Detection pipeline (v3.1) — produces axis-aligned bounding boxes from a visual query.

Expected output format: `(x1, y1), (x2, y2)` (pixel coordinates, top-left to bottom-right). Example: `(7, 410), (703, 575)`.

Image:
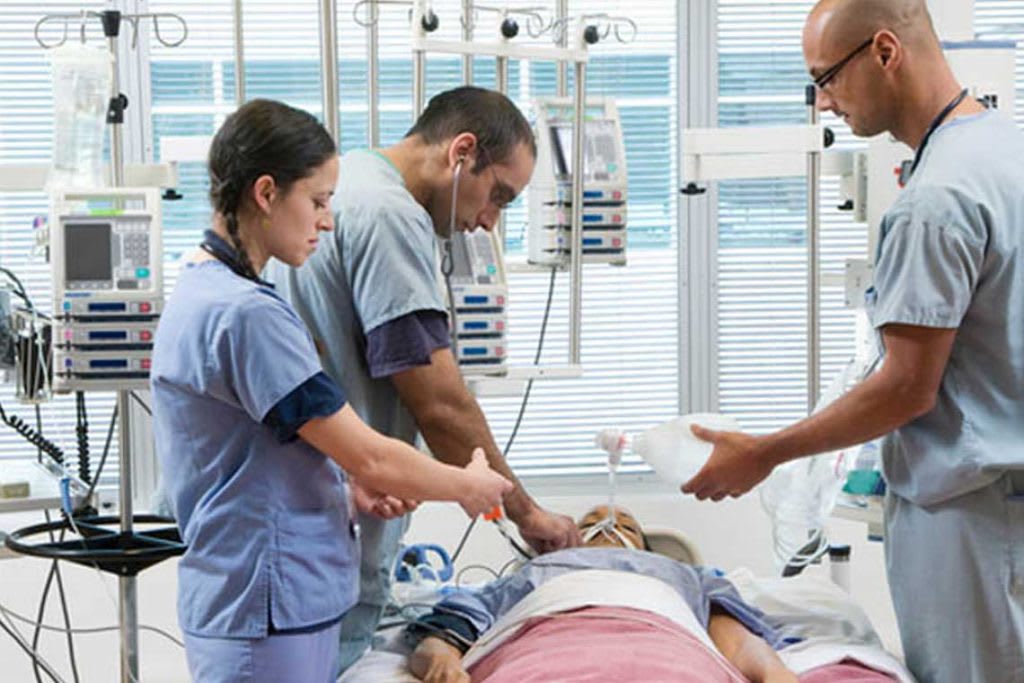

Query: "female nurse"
(150, 99), (511, 683)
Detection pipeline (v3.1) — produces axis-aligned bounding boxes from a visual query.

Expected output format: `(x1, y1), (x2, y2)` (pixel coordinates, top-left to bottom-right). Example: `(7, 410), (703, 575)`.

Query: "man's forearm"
(757, 365), (932, 468)
(392, 348), (540, 521)
(417, 394), (537, 519)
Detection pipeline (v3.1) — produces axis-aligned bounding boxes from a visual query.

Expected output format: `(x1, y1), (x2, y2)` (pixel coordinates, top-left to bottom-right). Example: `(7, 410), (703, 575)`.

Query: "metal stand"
(680, 105), (831, 417)
(806, 86), (822, 412)
(404, 0), (595, 366)
(116, 390), (137, 680)
(10, 11), (189, 683)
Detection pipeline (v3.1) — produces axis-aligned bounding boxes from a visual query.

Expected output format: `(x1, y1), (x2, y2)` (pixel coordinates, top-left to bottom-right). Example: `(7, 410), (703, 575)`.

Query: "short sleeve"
(365, 309), (450, 378)
(343, 203), (447, 335)
(263, 371), (346, 442)
(217, 293), (324, 423)
(870, 187), (986, 330)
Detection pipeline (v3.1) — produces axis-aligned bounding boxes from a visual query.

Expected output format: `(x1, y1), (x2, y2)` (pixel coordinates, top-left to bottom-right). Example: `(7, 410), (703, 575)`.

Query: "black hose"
(75, 393), (90, 485)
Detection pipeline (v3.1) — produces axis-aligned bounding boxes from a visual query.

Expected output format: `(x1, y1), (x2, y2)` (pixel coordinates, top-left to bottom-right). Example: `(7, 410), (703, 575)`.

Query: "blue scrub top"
(151, 259), (359, 638)
(869, 109), (1024, 505)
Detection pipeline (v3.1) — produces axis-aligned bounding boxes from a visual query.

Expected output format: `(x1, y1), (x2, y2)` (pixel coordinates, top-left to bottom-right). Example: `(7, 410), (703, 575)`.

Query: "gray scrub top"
(151, 260), (358, 637)
(868, 109), (1024, 506)
(267, 149), (447, 444)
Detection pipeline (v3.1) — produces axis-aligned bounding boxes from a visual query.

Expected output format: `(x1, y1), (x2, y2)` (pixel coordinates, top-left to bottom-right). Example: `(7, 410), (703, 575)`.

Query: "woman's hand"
(457, 448), (513, 517)
(349, 479), (419, 519)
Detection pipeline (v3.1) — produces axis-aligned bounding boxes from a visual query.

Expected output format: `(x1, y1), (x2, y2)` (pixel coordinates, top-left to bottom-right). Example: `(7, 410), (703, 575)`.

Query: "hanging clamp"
(106, 93), (128, 125)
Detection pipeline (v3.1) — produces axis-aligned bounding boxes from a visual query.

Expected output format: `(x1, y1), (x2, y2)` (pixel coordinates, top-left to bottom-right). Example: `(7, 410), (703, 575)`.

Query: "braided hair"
(207, 99), (336, 279)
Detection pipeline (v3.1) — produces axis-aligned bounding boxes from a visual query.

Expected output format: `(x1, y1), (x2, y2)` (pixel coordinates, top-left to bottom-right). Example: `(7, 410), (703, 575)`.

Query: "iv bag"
(46, 44), (113, 190)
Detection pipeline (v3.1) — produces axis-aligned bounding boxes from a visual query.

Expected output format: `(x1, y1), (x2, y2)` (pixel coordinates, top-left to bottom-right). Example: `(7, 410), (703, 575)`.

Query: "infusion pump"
(441, 228), (508, 375)
(529, 97), (628, 266)
(50, 188), (163, 392)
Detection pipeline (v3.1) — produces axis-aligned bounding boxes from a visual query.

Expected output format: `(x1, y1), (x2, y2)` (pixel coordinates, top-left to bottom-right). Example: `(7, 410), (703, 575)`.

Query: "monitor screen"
(550, 125), (571, 177)
(549, 121), (620, 181)
(65, 222), (112, 283)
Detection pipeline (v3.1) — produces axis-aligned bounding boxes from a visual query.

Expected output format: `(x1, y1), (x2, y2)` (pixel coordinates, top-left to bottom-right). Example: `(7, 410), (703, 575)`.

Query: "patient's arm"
(409, 636), (470, 683)
(708, 609), (798, 683)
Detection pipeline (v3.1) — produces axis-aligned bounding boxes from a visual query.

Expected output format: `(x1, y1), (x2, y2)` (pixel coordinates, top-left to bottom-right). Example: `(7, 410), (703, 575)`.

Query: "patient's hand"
(409, 636), (470, 683)
(708, 611), (798, 683)
(762, 669), (799, 683)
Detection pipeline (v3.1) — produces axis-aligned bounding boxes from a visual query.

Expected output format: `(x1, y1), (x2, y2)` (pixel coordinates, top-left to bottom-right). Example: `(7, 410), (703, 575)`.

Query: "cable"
(76, 404), (117, 516)
(455, 564), (499, 587)
(498, 558), (520, 577)
(39, 511), (80, 683)
(128, 391), (152, 417)
(31, 546), (59, 683)
(441, 240), (460, 361)
(0, 399), (66, 466)
(0, 266), (34, 311)
(501, 266), (558, 458)
(0, 609), (66, 683)
(48, 509), (149, 683)
(35, 403), (44, 463)
(449, 267), (559, 565)
(449, 517), (478, 565)
(75, 393), (90, 485)
(440, 158), (464, 360)
(0, 602), (184, 649)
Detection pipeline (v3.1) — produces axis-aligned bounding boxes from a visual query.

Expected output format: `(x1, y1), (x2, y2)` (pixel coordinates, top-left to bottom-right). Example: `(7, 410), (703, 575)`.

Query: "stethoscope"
(438, 156), (465, 273)
(199, 229), (274, 287)
(909, 88), (969, 177)
(439, 156), (466, 354)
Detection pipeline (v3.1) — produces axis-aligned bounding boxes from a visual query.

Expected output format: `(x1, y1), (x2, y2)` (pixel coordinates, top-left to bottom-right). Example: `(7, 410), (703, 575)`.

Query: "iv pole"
(13, 11), (189, 683)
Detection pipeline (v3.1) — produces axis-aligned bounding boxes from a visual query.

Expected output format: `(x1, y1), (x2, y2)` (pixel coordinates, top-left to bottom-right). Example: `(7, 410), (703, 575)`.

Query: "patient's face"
(578, 506), (645, 550)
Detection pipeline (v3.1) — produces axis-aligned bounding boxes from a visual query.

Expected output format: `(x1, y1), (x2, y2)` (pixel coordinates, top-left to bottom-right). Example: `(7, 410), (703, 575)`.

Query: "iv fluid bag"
(632, 413), (741, 488)
(47, 44), (113, 190)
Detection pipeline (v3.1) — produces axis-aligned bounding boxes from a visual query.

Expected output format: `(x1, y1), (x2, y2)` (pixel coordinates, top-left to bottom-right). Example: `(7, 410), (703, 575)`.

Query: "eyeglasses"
(477, 145), (517, 209)
(812, 36), (874, 91)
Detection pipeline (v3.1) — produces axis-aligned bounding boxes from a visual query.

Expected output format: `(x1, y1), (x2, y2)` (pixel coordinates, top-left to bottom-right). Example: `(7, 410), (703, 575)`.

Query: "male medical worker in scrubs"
(268, 86), (580, 671)
(682, 2), (1024, 681)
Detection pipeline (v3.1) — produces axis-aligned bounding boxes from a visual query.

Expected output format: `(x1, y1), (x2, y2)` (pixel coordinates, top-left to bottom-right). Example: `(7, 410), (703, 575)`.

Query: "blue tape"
(59, 477), (73, 517)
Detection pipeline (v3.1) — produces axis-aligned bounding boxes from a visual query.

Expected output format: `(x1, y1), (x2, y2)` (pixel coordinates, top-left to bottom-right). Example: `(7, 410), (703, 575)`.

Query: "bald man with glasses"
(682, 2), (1024, 681)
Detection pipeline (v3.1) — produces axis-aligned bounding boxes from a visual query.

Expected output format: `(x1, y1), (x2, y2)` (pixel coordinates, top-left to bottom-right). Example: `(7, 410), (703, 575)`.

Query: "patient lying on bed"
(405, 506), (902, 683)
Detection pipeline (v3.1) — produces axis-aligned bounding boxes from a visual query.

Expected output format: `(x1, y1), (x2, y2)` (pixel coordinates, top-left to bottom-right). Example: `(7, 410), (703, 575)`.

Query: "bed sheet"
(338, 570), (917, 683)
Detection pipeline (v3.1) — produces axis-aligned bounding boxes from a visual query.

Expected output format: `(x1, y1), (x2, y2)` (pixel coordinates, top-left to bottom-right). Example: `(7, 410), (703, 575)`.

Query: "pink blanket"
(468, 606), (748, 682)
(467, 606), (898, 683)
(799, 660), (900, 682)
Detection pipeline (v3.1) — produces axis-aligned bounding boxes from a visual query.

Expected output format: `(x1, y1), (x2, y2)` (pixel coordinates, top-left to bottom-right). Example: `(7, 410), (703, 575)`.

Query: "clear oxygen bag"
(597, 412), (741, 489)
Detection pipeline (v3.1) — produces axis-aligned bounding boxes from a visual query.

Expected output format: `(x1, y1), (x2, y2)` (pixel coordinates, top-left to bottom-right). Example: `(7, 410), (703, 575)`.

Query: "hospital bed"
(337, 530), (916, 683)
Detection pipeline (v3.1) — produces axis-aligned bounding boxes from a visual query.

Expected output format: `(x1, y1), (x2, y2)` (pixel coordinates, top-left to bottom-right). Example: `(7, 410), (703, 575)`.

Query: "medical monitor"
(548, 120), (622, 182)
(449, 228), (502, 286)
(65, 221), (113, 285)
